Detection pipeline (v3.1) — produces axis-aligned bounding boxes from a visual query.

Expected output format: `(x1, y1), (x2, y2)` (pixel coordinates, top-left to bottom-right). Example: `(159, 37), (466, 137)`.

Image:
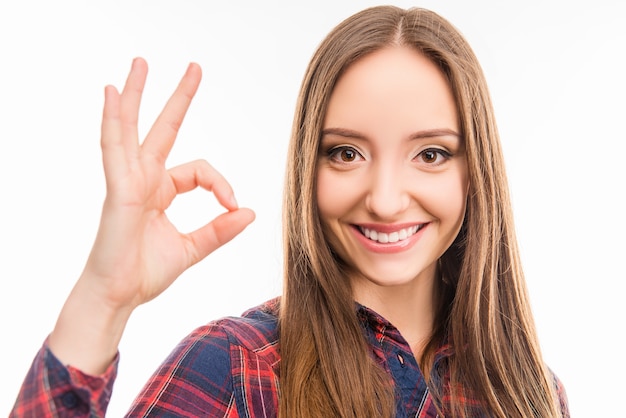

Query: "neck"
(352, 267), (437, 359)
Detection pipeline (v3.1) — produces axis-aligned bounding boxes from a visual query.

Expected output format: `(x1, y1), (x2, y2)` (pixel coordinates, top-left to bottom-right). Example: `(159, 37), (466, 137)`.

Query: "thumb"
(186, 207), (255, 265)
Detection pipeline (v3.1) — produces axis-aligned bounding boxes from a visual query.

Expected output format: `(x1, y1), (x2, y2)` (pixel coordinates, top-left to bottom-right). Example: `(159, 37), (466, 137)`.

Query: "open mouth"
(358, 225), (424, 244)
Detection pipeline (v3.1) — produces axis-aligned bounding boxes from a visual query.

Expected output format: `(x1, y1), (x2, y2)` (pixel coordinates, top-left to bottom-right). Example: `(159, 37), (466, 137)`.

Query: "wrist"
(49, 277), (134, 375)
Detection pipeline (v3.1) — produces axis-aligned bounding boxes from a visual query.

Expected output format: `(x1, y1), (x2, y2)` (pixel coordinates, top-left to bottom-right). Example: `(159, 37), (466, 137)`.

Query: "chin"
(356, 268), (431, 288)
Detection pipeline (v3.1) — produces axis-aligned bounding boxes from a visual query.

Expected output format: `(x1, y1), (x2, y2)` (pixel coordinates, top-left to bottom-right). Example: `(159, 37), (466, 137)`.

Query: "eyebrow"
(321, 127), (461, 140)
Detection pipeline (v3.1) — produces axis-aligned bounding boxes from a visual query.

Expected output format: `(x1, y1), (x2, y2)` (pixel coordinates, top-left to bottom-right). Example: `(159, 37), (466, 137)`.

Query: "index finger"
(141, 62), (202, 164)
(168, 159), (239, 212)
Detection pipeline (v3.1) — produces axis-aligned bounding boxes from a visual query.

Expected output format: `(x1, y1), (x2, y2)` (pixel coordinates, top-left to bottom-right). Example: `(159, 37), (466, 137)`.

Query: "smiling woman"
(10, 5), (571, 418)
(278, 7), (569, 417)
(317, 47), (470, 365)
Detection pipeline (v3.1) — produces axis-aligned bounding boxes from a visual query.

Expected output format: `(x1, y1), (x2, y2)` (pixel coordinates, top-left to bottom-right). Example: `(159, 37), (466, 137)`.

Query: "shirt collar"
(355, 301), (454, 364)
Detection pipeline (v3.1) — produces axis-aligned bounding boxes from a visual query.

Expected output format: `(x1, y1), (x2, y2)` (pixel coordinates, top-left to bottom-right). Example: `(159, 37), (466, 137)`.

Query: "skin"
(49, 58), (255, 374)
(317, 46), (469, 355)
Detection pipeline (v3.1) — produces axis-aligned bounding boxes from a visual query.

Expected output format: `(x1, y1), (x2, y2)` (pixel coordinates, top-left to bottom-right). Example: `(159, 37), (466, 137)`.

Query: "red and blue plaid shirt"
(11, 298), (569, 417)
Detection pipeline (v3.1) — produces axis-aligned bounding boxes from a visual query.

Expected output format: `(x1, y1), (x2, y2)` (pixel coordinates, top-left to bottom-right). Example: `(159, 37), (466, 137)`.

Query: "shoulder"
(175, 297), (280, 366)
(228, 296), (280, 349)
(209, 297), (279, 349)
(181, 298), (281, 415)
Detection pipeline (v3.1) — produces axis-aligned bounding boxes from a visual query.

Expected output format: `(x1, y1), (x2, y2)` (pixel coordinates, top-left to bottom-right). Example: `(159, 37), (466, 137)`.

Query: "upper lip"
(353, 222), (426, 233)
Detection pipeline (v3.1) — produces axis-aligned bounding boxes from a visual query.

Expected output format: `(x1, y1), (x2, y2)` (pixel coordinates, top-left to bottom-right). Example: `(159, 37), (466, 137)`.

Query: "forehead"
(324, 46), (458, 135)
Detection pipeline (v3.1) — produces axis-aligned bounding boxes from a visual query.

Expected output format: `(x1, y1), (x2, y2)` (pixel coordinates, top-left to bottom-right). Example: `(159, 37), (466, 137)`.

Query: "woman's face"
(316, 46), (468, 295)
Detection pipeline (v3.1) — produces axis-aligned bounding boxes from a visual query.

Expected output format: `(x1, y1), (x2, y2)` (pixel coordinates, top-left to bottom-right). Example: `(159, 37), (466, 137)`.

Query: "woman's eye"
(328, 146), (363, 163)
(417, 148), (451, 165)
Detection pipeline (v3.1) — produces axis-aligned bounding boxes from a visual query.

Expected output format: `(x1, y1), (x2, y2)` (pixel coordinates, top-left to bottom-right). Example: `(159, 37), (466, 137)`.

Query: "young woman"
(12, 6), (569, 417)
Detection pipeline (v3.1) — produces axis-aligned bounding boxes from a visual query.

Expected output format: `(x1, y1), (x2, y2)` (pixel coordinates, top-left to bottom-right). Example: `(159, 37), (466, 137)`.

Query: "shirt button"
(397, 352), (406, 368)
(61, 392), (79, 409)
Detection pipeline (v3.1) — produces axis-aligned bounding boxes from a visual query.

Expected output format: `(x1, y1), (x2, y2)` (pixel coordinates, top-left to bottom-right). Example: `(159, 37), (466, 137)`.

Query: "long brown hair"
(280, 6), (562, 417)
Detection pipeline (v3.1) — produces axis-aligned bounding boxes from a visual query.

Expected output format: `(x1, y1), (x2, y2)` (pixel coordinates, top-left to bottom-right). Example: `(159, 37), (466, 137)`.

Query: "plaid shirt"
(12, 298), (569, 417)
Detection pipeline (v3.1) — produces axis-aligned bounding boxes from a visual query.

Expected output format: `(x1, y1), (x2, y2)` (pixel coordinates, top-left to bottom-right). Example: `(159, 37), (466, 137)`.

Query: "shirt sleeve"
(10, 340), (118, 417)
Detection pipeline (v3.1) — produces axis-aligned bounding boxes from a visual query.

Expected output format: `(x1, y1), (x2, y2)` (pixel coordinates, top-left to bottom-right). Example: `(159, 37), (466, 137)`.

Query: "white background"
(1, 0), (624, 416)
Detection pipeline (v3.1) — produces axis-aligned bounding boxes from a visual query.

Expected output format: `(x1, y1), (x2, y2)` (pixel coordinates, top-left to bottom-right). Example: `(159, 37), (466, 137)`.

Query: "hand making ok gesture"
(48, 58), (255, 375)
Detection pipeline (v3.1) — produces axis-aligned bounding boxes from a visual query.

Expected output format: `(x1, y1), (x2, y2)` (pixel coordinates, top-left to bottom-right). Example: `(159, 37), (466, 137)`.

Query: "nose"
(364, 161), (410, 220)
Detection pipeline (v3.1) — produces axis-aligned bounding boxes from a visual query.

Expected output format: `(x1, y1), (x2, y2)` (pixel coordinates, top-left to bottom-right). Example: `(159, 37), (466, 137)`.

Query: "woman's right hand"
(48, 58), (255, 374)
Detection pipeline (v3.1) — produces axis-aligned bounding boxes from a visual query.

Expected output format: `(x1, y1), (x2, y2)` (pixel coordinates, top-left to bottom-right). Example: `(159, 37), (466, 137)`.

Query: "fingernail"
(230, 194), (239, 208)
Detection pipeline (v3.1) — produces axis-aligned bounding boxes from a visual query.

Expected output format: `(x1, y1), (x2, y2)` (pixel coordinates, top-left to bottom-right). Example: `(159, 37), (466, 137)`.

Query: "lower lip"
(351, 224), (427, 254)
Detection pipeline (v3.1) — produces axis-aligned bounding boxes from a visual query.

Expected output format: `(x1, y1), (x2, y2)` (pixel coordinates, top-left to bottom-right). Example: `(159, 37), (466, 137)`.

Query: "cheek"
(417, 169), (469, 226)
(316, 169), (335, 220)
(316, 169), (356, 259)
(316, 169), (357, 221)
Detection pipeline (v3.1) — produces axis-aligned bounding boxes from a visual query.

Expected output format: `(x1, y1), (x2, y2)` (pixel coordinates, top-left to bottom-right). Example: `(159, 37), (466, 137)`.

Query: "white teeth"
(360, 225), (421, 244)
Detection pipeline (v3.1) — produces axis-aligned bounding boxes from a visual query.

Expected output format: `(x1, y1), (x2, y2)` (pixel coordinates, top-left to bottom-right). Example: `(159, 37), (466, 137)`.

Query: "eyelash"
(326, 146), (452, 166)
(416, 148), (452, 165)
(326, 146), (364, 164)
